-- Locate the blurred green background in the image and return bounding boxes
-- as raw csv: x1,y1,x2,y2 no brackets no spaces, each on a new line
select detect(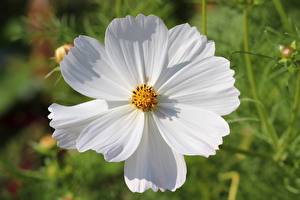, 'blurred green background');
1,0,300,199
